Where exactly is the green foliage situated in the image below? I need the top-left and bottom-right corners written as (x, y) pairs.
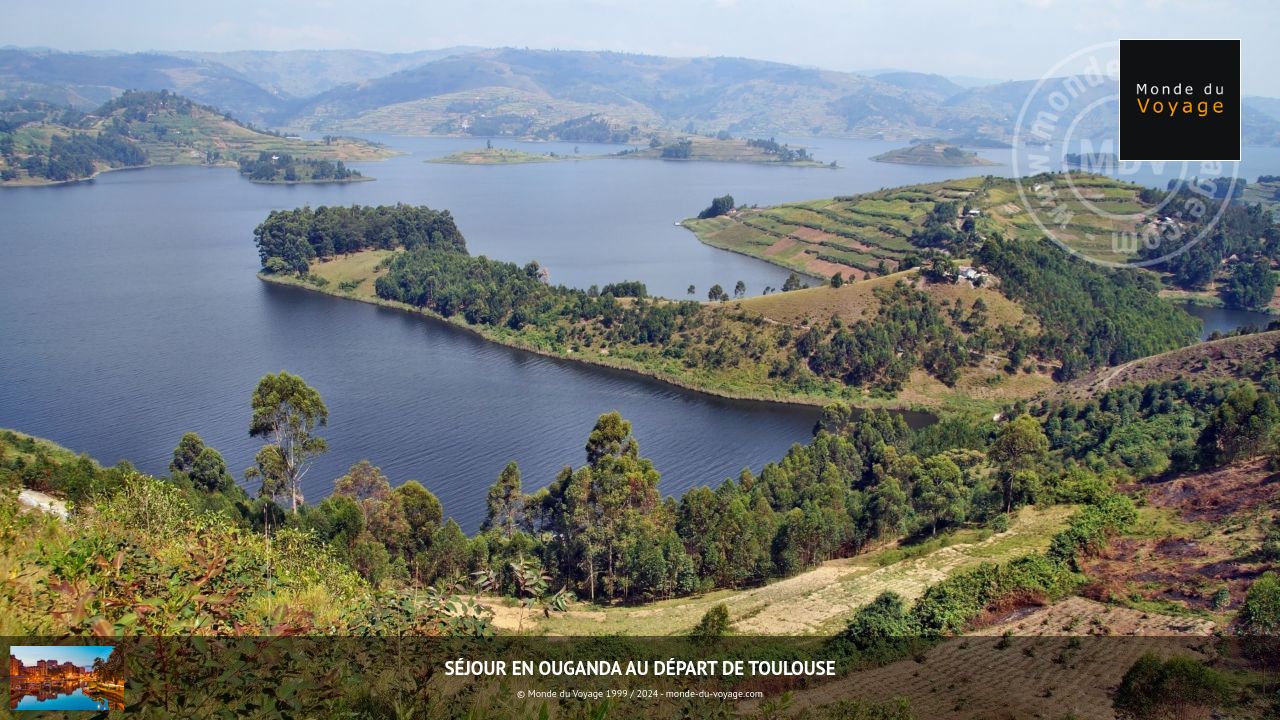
top-left (837, 592), bottom-right (917, 656)
top-left (1223, 258), bottom-right (1277, 310)
top-left (1114, 654), bottom-right (1234, 720)
top-left (990, 414), bottom-right (1048, 511)
top-left (660, 139), bottom-right (692, 158)
top-left (238, 150), bottom-right (361, 183)
top-left (1046, 494), bottom-right (1137, 568)
top-left (376, 246), bottom-right (700, 345)
top-left (978, 236), bottom-right (1201, 379)
top-left (254, 204), bottom-right (465, 273)
top-left (247, 371), bottom-right (329, 512)
top-left (1029, 379), bottom-right (1247, 478)
top-left (800, 281), bottom-right (972, 390)
top-left (698, 194), bottom-right (735, 219)
top-left (1139, 195), bottom-right (1279, 291)
top-left (0, 430), bottom-right (131, 504)
top-left (1197, 383), bottom-right (1280, 467)
top-left (689, 603), bottom-right (731, 643)
top-left (1237, 571), bottom-right (1280, 636)
top-left (909, 554), bottom-right (1080, 635)
top-left (483, 461), bottom-right (524, 537)
top-left (745, 137), bottom-right (813, 163)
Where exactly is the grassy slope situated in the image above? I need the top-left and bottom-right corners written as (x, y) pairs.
top-left (0, 429), bottom-right (86, 467)
top-left (738, 268), bottom-right (1055, 412)
top-left (493, 505), bottom-right (1075, 636)
top-left (1052, 329), bottom-right (1280, 402)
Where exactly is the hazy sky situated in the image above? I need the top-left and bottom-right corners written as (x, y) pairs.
top-left (11, 646), bottom-right (114, 669)
top-left (5, 0), bottom-right (1278, 94)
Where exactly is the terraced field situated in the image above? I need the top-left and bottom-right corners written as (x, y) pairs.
top-left (683, 174), bottom-right (1152, 277)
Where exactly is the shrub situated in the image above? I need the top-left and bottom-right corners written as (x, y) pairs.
top-left (690, 603), bottom-right (731, 643)
top-left (1114, 654), bottom-right (1233, 719)
top-left (1047, 494), bottom-right (1137, 568)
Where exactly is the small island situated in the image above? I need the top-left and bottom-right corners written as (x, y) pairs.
top-left (871, 142), bottom-right (998, 167)
top-left (618, 135), bottom-right (834, 167)
top-left (237, 152), bottom-right (371, 183)
top-left (1063, 152), bottom-right (1119, 170)
top-left (426, 146), bottom-right (569, 165)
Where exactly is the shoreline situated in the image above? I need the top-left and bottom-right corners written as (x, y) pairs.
top-left (0, 162), bottom-right (151, 188)
top-left (258, 271), bottom-right (938, 418)
top-left (678, 220), bottom-right (826, 282)
top-left (245, 174), bottom-right (376, 185)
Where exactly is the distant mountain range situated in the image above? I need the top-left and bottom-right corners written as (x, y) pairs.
top-left (2, 46), bottom-right (1278, 147)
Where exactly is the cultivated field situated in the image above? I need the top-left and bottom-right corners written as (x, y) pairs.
top-left (684, 175), bottom-right (1151, 277)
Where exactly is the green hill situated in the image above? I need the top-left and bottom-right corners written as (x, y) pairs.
top-left (0, 90), bottom-right (391, 186)
top-left (682, 174), bottom-right (1154, 276)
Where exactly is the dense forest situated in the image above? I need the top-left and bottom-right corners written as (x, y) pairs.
top-left (978, 235), bottom-right (1203, 378)
top-left (1138, 184), bottom-right (1280, 310)
top-left (253, 204), bottom-right (467, 273)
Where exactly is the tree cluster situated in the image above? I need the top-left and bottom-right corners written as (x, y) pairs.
top-left (237, 151), bottom-right (361, 183)
top-left (254, 204), bottom-right (466, 273)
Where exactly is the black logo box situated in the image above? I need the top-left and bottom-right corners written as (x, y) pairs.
top-left (1119, 39), bottom-right (1240, 162)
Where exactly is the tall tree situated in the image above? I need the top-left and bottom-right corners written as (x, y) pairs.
top-left (483, 461), bottom-right (524, 537)
top-left (247, 371), bottom-right (328, 512)
top-left (913, 455), bottom-right (966, 535)
top-left (190, 447), bottom-right (233, 493)
top-left (989, 414), bottom-right (1049, 512)
top-left (169, 432), bottom-right (206, 475)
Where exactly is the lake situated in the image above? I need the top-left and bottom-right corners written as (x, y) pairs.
top-left (1179, 302), bottom-right (1278, 340)
top-left (1, 136), bottom-right (1275, 529)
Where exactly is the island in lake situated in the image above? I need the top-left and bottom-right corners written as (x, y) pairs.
top-left (427, 135), bottom-right (836, 167)
top-left (238, 151), bottom-right (371, 183)
top-left (427, 146), bottom-right (569, 164)
top-left (618, 135), bottom-right (834, 167)
top-left (1063, 151), bottom-right (1119, 170)
top-left (871, 142), bottom-right (998, 166)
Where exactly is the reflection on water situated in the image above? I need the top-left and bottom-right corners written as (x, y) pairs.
top-left (9, 679), bottom-right (115, 711)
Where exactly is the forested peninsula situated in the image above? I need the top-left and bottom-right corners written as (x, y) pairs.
top-left (253, 191), bottom-right (1203, 414)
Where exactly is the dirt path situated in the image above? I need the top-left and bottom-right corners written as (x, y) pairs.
top-left (529, 506), bottom-right (1072, 636)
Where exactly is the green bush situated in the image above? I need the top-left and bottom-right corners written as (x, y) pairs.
top-left (1047, 494), bottom-right (1137, 568)
top-left (1114, 654), bottom-right (1234, 719)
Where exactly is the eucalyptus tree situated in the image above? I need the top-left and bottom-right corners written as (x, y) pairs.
top-left (246, 371), bottom-right (328, 512)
